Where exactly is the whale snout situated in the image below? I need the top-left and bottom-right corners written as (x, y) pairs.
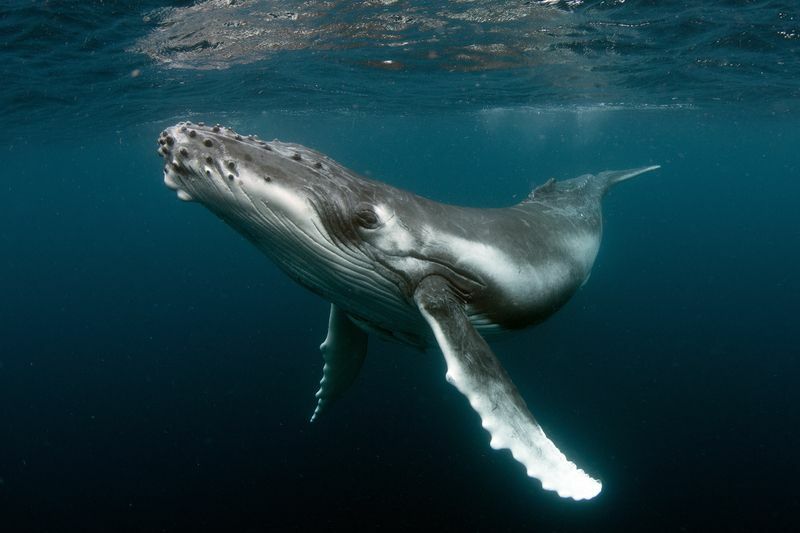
top-left (157, 122), bottom-right (257, 202)
top-left (157, 121), bottom-right (331, 208)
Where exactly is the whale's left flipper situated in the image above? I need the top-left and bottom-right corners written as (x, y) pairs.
top-left (414, 275), bottom-right (602, 500)
top-left (310, 304), bottom-right (368, 422)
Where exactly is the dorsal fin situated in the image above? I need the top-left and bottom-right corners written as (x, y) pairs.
top-left (528, 177), bottom-right (557, 199)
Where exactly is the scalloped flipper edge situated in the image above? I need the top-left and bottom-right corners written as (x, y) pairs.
top-left (414, 275), bottom-right (601, 500)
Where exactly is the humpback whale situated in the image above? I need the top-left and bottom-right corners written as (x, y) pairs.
top-left (157, 122), bottom-right (658, 500)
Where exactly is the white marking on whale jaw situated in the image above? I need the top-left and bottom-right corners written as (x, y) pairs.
top-left (164, 168), bottom-right (195, 202)
top-left (176, 190), bottom-right (193, 202)
top-left (164, 173), bottom-right (180, 190)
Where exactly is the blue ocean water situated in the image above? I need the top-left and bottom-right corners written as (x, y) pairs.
top-left (1, 1), bottom-right (799, 531)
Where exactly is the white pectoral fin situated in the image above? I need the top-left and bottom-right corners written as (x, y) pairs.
top-left (310, 304), bottom-right (368, 422)
top-left (413, 276), bottom-right (601, 500)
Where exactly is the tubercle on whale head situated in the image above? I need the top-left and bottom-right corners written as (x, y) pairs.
top-left (156, 121), bottom-right (349, 209)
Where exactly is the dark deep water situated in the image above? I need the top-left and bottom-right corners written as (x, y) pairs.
top-left (2, 2), bottom-right (800, 532)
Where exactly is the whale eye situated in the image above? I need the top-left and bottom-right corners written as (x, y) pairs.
top-left (354, 207), bottom-right (380, 229)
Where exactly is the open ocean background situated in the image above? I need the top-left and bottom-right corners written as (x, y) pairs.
top-left (1, 1), bottom-right (799, 531)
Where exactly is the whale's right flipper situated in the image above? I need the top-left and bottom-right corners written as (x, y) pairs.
top-left (310, 304), bottom-right (368, 422)
top-left (413, 275), bottom-right (602, 501)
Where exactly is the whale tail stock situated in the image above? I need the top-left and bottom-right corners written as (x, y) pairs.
top-left (526, 165), bottom-right (660, 203)
top-left (595, 165), bottom-right (661, 196)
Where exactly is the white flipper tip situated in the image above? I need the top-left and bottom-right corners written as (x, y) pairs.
top-left (545, 470), bottom-right (602, 501)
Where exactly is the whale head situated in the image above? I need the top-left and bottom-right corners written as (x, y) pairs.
top-left (157, 122), bottom-right (425, 336)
